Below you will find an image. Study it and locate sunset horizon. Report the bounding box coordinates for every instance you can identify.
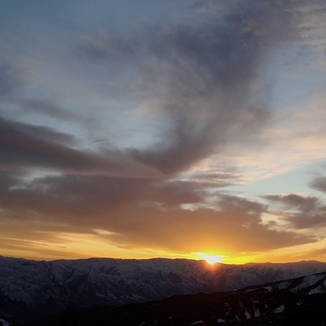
[2,242,326,265]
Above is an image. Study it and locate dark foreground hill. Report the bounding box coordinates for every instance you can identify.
[1,256,326,323]
[28,271,326,326]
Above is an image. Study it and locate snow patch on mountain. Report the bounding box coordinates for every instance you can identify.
[0,318,10,326]
[273,305,285,314]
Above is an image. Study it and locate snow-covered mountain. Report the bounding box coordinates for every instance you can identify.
[0,256,326,323]
[29,270,326,326]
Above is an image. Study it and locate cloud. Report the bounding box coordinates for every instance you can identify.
[310,176,326,193]
[0,63,21,98]
[0,152,314,256]
[0,170,314,256]
[264,194,326,230]
[74,0,326,177]
[0,172,203,224]
[143,181,204,207]
[19,99,79,121]
[179,171,243,187]
[264,194,319,214]
[0,116,162,179]
[95,194,314,254]
[77,2,288,175]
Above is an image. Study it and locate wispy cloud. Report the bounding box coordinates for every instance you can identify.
[0,117,162,179]
[264,193,326,230]
[19,99,79,121]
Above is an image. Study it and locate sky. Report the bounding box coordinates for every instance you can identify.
[1,0,326,264]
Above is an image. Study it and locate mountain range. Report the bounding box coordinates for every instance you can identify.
[1,257,326,324]
[29,270,326,326]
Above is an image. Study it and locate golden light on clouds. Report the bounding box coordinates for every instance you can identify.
[196,253,223,265]
[2,229,326,264]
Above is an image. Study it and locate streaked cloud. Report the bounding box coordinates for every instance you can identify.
[264,193,326,230]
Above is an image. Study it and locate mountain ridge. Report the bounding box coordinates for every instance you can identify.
[1,256,326,323]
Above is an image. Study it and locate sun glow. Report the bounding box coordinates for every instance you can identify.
[197,253,223,265]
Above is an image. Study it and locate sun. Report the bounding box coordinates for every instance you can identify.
[197,253,223,265]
